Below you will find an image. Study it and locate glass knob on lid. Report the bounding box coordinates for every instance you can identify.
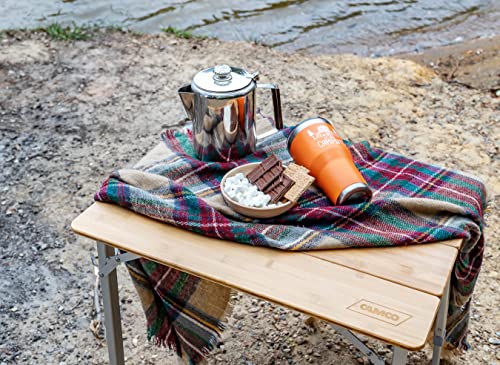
[213,64,232,84]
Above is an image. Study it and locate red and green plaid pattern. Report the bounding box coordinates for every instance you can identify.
[95,127,486,363]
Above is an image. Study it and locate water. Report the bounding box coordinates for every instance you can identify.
[1,0,498,56]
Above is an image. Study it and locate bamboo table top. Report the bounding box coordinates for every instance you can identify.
[72,202,459,351]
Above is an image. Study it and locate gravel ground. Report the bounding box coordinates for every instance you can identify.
[0,30,498,365]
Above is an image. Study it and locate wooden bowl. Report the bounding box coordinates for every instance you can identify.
[221,163,294,219]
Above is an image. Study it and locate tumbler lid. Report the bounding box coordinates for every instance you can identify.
[337,182,372,205]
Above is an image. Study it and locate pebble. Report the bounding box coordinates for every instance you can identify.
[233,311,245,320]
[378,348,390,355]
[296,336,306,345]
[488,337,500,345]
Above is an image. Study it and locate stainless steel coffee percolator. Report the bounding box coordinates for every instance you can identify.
[178,64,283,161]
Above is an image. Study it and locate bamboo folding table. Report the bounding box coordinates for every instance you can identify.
[72,201,460,365]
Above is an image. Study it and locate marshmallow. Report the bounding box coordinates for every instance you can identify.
[224,173,275,208]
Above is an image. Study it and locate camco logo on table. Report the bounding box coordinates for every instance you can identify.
[347,300,412,326]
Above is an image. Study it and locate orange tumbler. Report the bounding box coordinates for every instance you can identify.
[287,117,372,205]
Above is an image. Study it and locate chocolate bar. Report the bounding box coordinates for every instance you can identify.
[247,156,312,204]
[247,155,280,184]
[264,175,295,203]
[254,165,284,191]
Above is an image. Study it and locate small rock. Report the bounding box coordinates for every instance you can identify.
[378,348,390,355]
[488,337,500,345]
[10,306,18,312]
[296,336,306,345]
[233,311,244,320]
[248,306,260,313]
[6,205,16,216]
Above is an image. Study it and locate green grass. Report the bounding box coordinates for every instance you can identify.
[104,25,127,33]
[162,26,204,39]
[43,23,89,41]
[246,35,265,45]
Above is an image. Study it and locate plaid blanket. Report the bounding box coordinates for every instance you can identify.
[95,127,486,364]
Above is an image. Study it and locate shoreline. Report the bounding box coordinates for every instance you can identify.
[399,36,500,92]
[2,27,498,92]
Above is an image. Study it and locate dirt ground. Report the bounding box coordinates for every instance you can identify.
[0,30,499,365]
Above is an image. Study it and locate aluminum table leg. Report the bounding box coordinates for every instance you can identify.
[97,242,125,365]
[391,347,408,365]
[432,278,450,365]
[330,323,385,365]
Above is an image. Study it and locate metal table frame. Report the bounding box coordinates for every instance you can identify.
[95,241,450,365]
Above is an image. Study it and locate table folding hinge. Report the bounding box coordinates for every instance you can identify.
[97,251,141,278]
[330,323,385,365]
[433,334,445,347]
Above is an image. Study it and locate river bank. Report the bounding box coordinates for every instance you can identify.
[2,26,498,92]
[2,0,498,57]
[403,36,500,92]
[0,30,498,365]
